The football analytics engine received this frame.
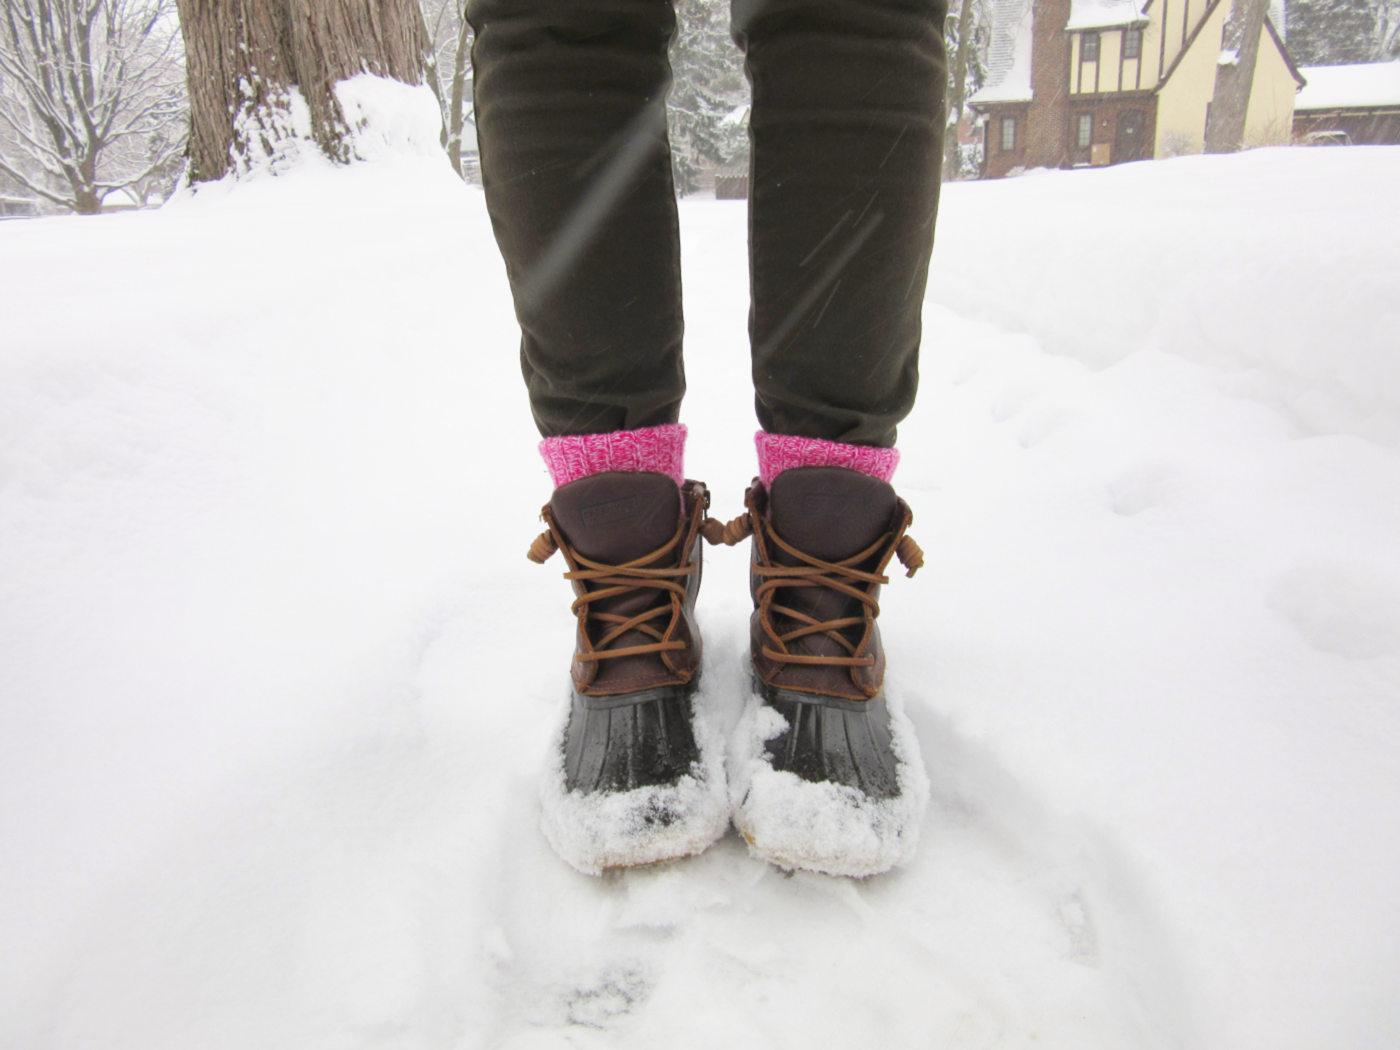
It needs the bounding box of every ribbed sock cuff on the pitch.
[755,431,899,489]
[540,424,686,489]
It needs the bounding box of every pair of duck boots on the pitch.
[529,466,927,878]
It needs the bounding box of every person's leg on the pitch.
[469,0,686,439]
[724,0,947,877]
[733,0,947,450]
[471,0,727,872]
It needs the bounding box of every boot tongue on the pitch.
[768,467,897,562]
[550,471,681,563]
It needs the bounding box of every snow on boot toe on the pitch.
[730,684,929,878]
[541,685,730,875]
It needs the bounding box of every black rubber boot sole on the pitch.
[543,680,728,874]
[734,679,926,877]
[756,680,901,801]
[563,683,703,795]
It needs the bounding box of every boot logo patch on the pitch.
[581,495,640,527]
[800,493,862,517]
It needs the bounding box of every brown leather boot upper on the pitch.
[733,467,920,702]
[530,471,708,697]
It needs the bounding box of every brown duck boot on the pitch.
[529,471,728,873]
[708,466,928,876]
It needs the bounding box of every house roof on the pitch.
[969,0,1303,108]
[1295,62,1400,111]
[968,0,1034,105]
[1065,0,1148,32]
[1157,1,1302,93]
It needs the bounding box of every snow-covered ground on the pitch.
[3,85,1399,1049]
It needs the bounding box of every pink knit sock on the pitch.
[540,423,686,489]
[755,431,899,489]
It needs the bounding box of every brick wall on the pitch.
[981,104,1033,178]
[1068,97,1158,164]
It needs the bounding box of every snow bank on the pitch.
[194,73,448,183]
[930,147,1400,446]
[337,74,448,162]
[2,132,1398,1050]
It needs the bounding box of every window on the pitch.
[1123,27,1142,59]
[1077,113,1093,149]
[1001,116,1017,152]
[1082,31,1100,61]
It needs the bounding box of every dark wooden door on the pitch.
[1115,110,1147,163]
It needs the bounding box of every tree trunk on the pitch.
[175,0,432,183]
[446,9,472,178]
[1204,0,1270,153]
[943,0,972,180]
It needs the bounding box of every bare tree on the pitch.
[0,0,186,214]
[420,0,473,179]
[420,0,470,177]
[1204,0,1270,154]
[1376,0,1400,60]
[175,0,432,184]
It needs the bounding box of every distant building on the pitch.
[0,196,38,218]
[969,0,1304,178]
[1293,62,1400,145]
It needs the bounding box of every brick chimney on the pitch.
[1026,0,1072,168]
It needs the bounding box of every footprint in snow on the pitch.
[1107,460,1181,516]
[1018,407,1077,448]
[1269,556,1400,659]
[562,965,651,1029]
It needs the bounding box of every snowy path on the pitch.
[2,127,1399,1049]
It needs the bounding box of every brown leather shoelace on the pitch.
[529,522,696,662]
[703,510,923,669]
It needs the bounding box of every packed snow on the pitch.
[2,79,1400,1049]
[1295,60,1400,111]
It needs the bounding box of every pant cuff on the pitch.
[755,431,899,489]
[540,424,686,489]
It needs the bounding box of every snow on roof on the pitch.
[969,0,1034,105]
[1065,0,1148,31]
[1295,62,1400,111]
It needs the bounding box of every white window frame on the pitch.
[1001,116,1017,152]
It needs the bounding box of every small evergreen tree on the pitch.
[667,0,749,195]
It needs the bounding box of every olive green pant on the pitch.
[469,0,947,447]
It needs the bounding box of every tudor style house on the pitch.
[969,0,1304,177]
